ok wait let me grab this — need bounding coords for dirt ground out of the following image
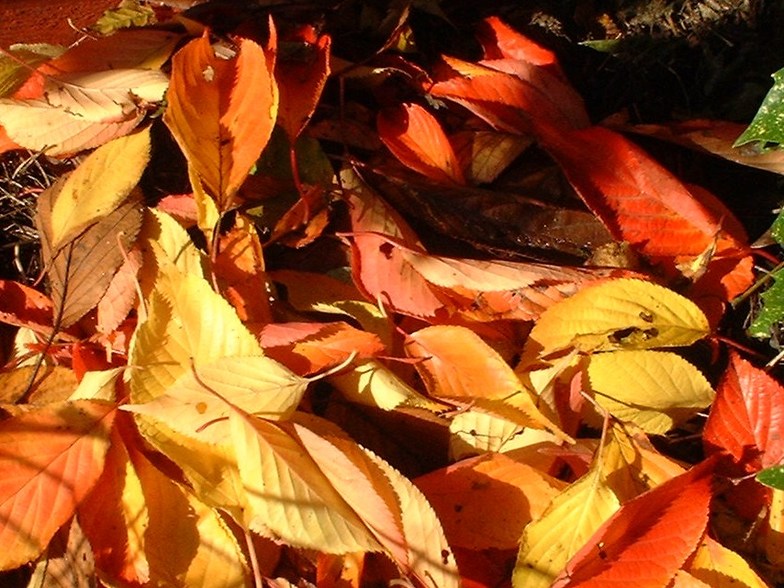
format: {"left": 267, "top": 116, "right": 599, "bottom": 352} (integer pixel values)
{"left": 0, "top": 0, "right": 119, "bottom": 48}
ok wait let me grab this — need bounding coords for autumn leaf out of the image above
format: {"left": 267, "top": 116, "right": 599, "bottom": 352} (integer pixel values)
{"left": 164, "top": 29, "right": 278, "bottom": 209}
{"left": 261, "top": 321, "right": 385, "bottom": 376}
{"left": 0, "top": 400, "right": 115, "bottom": 570}
{"left": 415, "top": 452, "right": 566, "bottom": 550}
{"left": 276, "top": 30, "right": 331, "bottom": 143}
{"left": 703, "top": 351, "right": 784, "bottom": 471}
{"left": 377, "top": 102, "right": 466, "bottom": 184}
{"left": 230, "top": 412, "right": 383, "bottom": 552}
{"left": 587, "top": 350, "right": 715, "bottom": 434}
{"left": 37, "top": 180, "right": 144, "bottom": 329}
{"left": 685, "top": 536, "right": 769, "bottom": 588}
{"left": 552, "top": 458, "right": 715, "bottom": 587}
{"left": 0, "top": 69, "right": 166, "bottom": 155}
{"left": 344, "top": 167, "right": 626, "bottom": 322}
{"left": 79, "top": 418, "right": 248, "bottom": 586}
{"left": 406, "top": 325, "right": 569, "bottom": 440}
{"left": 521, "top": 278, "right": 710, "bottom": 362}
{"left": 49, "top": 128, "right": 150, "bottom": 251}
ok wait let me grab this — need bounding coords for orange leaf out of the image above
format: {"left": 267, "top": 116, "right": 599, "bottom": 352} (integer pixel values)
{"left": 276, "top": 32, "right": 331, "bottom": 142}
{"left": 553, "top": 458, "right": 715, "bottom": 588}
{"left": 261, "top": 321, "right": 385, "bottom": 376}
{"left": 415, "top": 452, "right": 566, "bottom": 550}
{"left": 164, "top": 28, "right": 278, "bottom": 209}
{"left": 377, "top": 102, "right": 466, "bottom": 184}
{"left": 704, "top": 352, "right": 784, "bottom": 472}
{"left": 0, "top": 400, "right": 115, "bottom": 570}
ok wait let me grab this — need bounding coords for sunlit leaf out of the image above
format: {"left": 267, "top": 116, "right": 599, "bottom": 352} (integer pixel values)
{"left": 686, "top": 536, "right": 769, "bottom": 588}
{"left": 49, "top": 128, "right": 150, "bottom": 250}
{"left": 522, "top": 278, "right": 709, "bottom": 361}
{"left": 129, "top": 267, "right": 263, "bottom": 404}
{"left": 406, "top": 325, "right": 569, "bottom": 439}
{"left": 552, "top": 458, "right": 715, "bottom": 587}
{"left": 0, "top": 400, "right": 115, "bottom": 570}
{"left": 513, "top": 457, "right": 621, "bottom": 588}
{"left": 365, "top": 448, "right": 460, "bottom": 588}
{"left": 588, "top": 350, "right": 715, "bottom": 434}
{"left": 230, "top": 412, "right": 381, "bottom": 553}
{"left": 378, "top": 102, "right": 465, "bottom": 184}
{"left": 123, "top": 356, "right": 308, "bottom": 444}
{"left": 164, "top": 30, "right": 278, "bottom": 208}
{"left": 749, "top": 268, "right": 784, "bottom": 338}
{"left": 703, "top": 351, "right": 784, "bottom": 471}
{"left": 0, "top": 69, "right": 166, "bottom": 155}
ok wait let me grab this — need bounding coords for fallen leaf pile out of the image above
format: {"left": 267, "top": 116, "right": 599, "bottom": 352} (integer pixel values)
{"left": 0, "top": 3, "right": 781, "bottom": 586}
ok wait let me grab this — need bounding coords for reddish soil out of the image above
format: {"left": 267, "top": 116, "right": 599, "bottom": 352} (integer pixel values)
{"left": 0, "top": 0, "right": 120, "bottom": 49}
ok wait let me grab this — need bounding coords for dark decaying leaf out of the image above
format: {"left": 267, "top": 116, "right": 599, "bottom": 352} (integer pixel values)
{"left": 36, "top": 178, "right": 143, "bottom": 328}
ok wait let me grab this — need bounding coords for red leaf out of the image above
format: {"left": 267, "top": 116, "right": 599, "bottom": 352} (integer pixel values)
{"left": 536, "top": 124, "right": 753, "bottom": 309}
{"left": 477, "top": 16, "right": 560, "bottom": 67}
{"left": 553, "top": 458, "right": 716, "bottom": 588}
{"left": 703, "top": 352, "right": 784, "bottom": 472}
{"left": 0, "top": 279, "right": 54, "bottom": 335}
{"left": 276, "top": 32, "right": 331, "bottom": 142}
{"left": 378, "top": 103, "right": 466, "bottom": 184}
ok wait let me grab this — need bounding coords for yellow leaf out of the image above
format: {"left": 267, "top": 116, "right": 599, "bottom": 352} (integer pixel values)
{"left": 129, "top": 267, "right": 262, "bottom": 404}
{"left": 164, "top": 30, "right": 278, "bottom": 208}
{"left": 123, "top": 356, "right": 308, "bottom": 444}
{"left": 143, "top": 208, "right": 206, "bottom": 278}
{"left": 292, "top": 416, "right": 408, "bottom": 566}
{"left": 522, "top": 278, "right": 709, "bottom": 362}
{"left": 514, "top": 459, "right": 621, "bottom": 588}
{"left": 49, "top": 128, "right": 150, "bottom": 250}
{"left": 365, "top": 449, "right": 461, "bottom": 588}
{"left": 687, "top": 536, "right": 769, "bottom": 588}
{"left": 449, "top": 399, "right": 570, "bottom": 458}
{"left": 600, "top": 422, "right": 685, "bottom": 500}
{"left": 230, "top": 412, "right": 381, "bottom": 553}
{"left": 588, "top": 350, "right": 715, "bottom": 434}
{"left": 329, "top": 359, "right": 445, "bottom": 411}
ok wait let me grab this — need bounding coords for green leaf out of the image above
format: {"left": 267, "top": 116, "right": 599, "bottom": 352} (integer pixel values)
{"left": 91, "top": 0, "right": 156, "bottom": 36}
{"left": 734, "top": 68, "right": 784, "bottom": 147}
{"left": 756, "top": 465, "right": 784, "bottom": 490}
{"left": 771, "top": 209, "right": 784, "bottom": 246}
{"left": 749, "top": 269, "right": 784, "bottom": 338}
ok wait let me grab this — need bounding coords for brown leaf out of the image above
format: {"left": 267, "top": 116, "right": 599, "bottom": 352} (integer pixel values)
{"left": 37, "top": 179, "right": 143, "bottom": 328}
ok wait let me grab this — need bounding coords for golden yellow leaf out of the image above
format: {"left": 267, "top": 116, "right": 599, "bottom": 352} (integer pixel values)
{"left": 686, "top": 536, "right": 769, "bottom": 588}
{"left": 129, "top": 267, "right": 262, "bottom": 404}
{"left": 522, "top": 278, "right": 709, "bottom": 362}
{"left": 513, "top": 460, "right": 621, "bottom": 588}
{"left": 230, "top": 412, "right": 381, "bottom": 553}
{"left": 588, "top": 350, "right": 715, "bottom": 434}
{"left": 123, "top": 356, "right": 308, "bottom": 444}
{"left": 365, "top": 449, "right": 461, "bottom": 588}
{"left": 328, "top": 359, "right": 445, "bottom": 411}
{"left": 48, "top": 128, "right": 150, "bottom": 250}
